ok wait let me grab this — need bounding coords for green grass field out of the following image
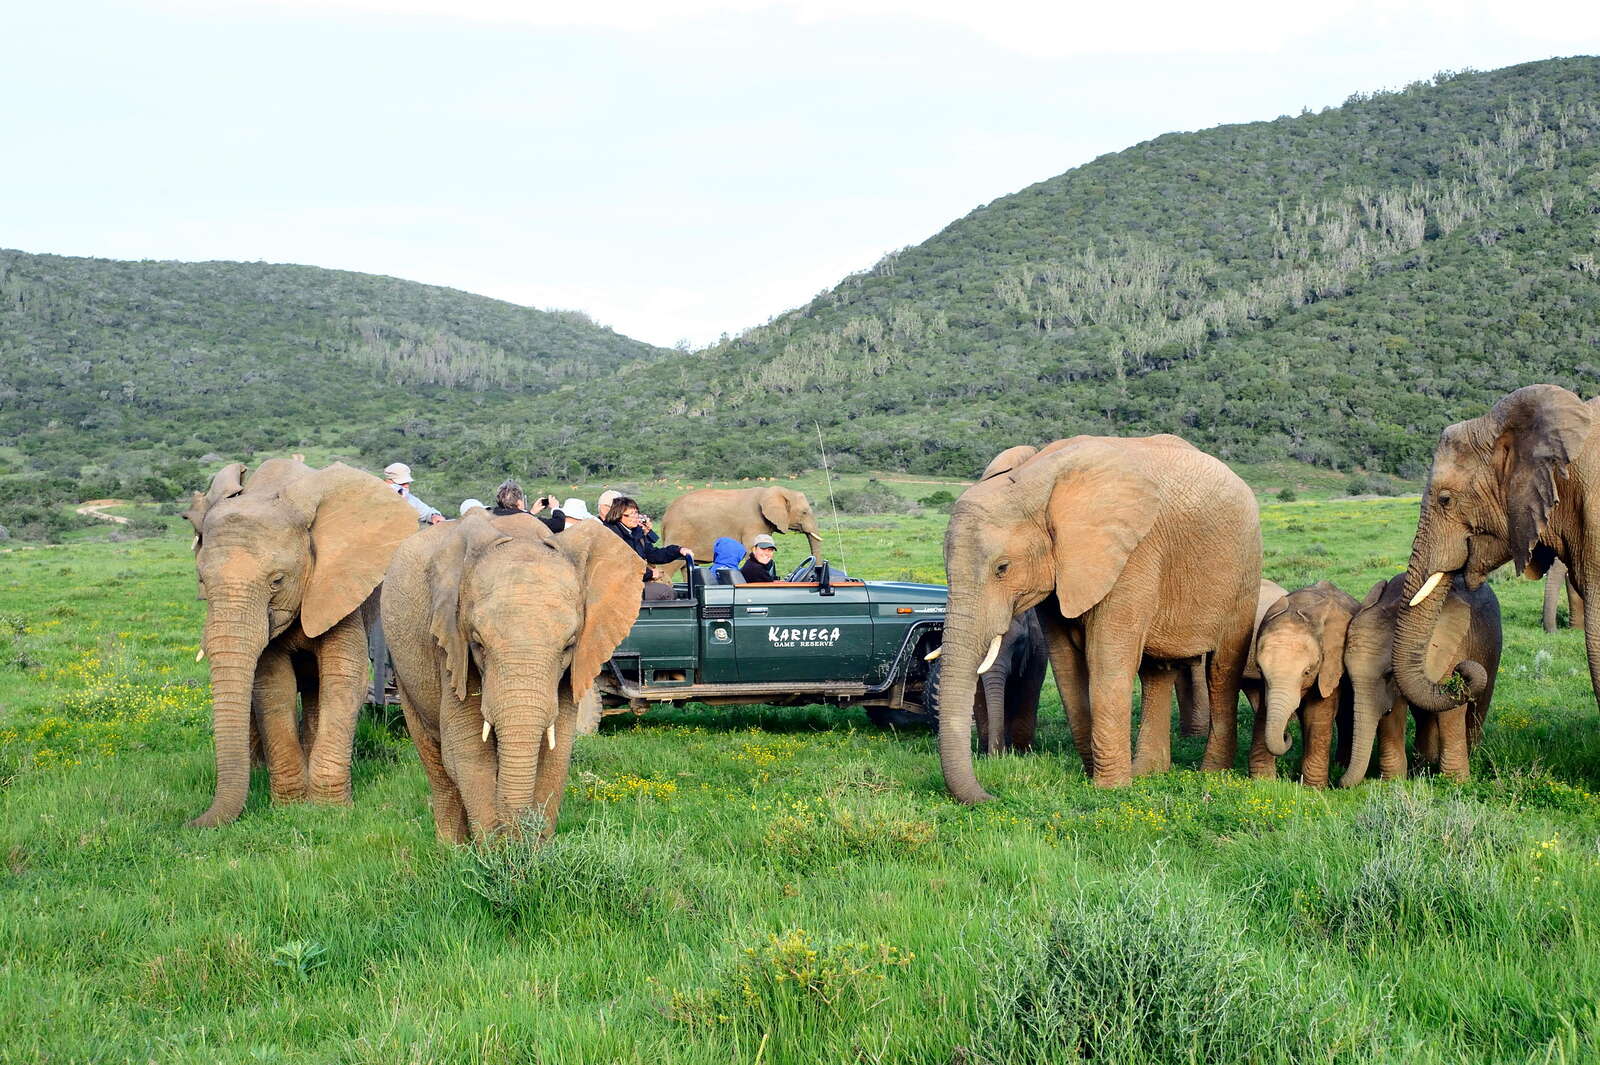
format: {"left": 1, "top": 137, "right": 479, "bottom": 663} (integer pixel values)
{"left": 4, "top": 496, "right": 1600, "bottom": 1064}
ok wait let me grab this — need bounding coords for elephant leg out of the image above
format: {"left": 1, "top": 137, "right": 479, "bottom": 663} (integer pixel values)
{"left": 530, "top": 694, "right": 580, "bottom": 839}
{"left": 1131, "top": 663, "right": 1175, "bottom": 777}
{"left": 440, "top": 691, "right": 498, "bottom": 838}
{"left": 396, "top": 680, "right": 467, "bottom": 843}
{"left": 306, "top": 613, "right": 371, "bottom": 805}
{"left": 1584, "top": 592, "right": 1600, "bottom": 710}
{"left": 255, "top": 646, "right": 307, "bottom": 803}
{"left": 1200, "top": 640, "right": 1248, "bottom": 773}
{"left": 1436, "top": 705, "right": 1470, "bottom": 781}
{"left": 1005, "top": 657, "right": 1045, "bottom": 754}
{"left": 1299, "top": 693, "right": 1335, "bottom": 789}
{"left": 1246, "top": 686, "right": 1277, "bottom": 780}
{"left": 1415, "top": 711, "right": 1442, "bottom": 769}
{"left": 1084, "top": 621, "right": 1143, "bottom": 788}
{"left": 1377, "top": 697, "right": 1408, "bottom": 780}
{"left": 1544, "top": 563, "right": 1565, "bottom": 633}
{"left": 1038, "top": 613, "right": 1093, "bottom": 776}
{"left": 1177, "top": 657, "right": 1210, "bottom": 738}
{"left": 1570, "top": 578, "right": 1586, "bottom": 633}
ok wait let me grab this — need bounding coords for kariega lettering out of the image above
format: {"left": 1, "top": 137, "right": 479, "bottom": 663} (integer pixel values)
{"left": 767, "top": 626, "right": 842, "bottom": 647}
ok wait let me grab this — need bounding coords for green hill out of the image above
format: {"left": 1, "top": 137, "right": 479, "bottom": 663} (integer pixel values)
{"left": 5, "top": 56, "right": 1600, "bottom": 528}
{"left": 476, "top": 56, "right": 1600, "bottom": 479}
{"left": 0, "top": 253, "right": 671, "bottom": 525}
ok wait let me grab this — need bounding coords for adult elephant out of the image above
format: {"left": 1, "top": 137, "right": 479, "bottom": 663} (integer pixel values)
{"left": 1396, "top": 385, "right": 1593, "bottom": 715}
{"left": 659, "top": 486, "right": 823, "bottom": 576}
{"left": 938, "top": 434, "right": 1261, "bottom": 800}
{"left": 1342, "top": 573, "right": 1499, "bottom": 785}
{"left": 381, "top": 510, "right": 643, "bottom": 842}
{"left": 1243, "top": 581, "right": 1358, "bottom": 788}
{"left": 182, "top": 459, "right": 419, "bottom": 827}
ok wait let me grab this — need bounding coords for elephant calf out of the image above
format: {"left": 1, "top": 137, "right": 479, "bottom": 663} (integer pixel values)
{"left": 382, "top": 510, "right": 644, "bottom": 842}
{"left": 1244, "top": 581, "right": 1359, "bottom": 788}
{"left": 1341, "top": 573, "right": 1499, "bottom": 786}
{"left": 971, "top": 610, "right": 1048, "bottom": 755}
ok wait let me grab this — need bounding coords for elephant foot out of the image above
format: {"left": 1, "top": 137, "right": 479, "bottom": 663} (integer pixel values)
{"left": 1247, "top": 761, "right": 1277, "bottom": 780}
{"left": 270, "top": 782, "right": 308, "bottom": 804}
{"left": 307, "top": 779, "right": 353, "bottom": 806}
{"left": 185, "top": 809, "right": 234, "bottom": 829}
{"left": 1130, "top": 753, "right": 1170, "bottom": 777}
{"left": 1091, "top": 766, "right": 1133, "bottom": 788}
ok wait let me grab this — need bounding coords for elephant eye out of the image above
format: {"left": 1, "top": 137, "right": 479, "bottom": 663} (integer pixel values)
{"left": 995, "top": 561, "right": 1010, "bottom": 578}
{"left": 1437, "top": 491, "right": 1453, "bottom": 509}
{"left": 269, "top": 572, "right": 287, "bottom": 589}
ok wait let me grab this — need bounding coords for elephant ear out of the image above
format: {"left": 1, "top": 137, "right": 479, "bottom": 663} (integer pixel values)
{"left": 758, "top": 487, "right": 792, "bottom": 532}
{"left": 184, "top": 462, "right": 248, "bottom": 540}
{"left": 1029, "top": 442, "right": 1160, "bottom": 620}
{"left": 286, "top": 463, "right": 420, "bottom": 638}
{"left": 1423, "top": 590, "right": 1474, "bottom": 685}
{"left": 556, "top": 521, "right": 646, "bottom": 703}
{"left": 980, "top": 445, "right": 1038, "bottom": 481}
{"left": 1359, "top": 578, "right": 1389, "bottom": 611}
{"left": 1313, "top": 587, "right": 1356, "bottom": 699}
{"left": 1491, "top": 385, "right": 1596, "bottom": 577}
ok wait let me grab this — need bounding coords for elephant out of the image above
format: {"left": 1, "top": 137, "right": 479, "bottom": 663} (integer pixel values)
{"left": 182, "top": 459, "right": 419, "bottom": 827}
{"left": 938, "top": 434, "right": 1262, "bottom": 800}
{"left": 1242, "top": 581, "right": 1358, "bottom": 788}
{"left": 658, "top": 486, "right": 823, "bottom": 577}
{"left": 1542, "top": 559, "right": 1585, "bottom": 632}
{"left": 380, "top": 509, "right": 644, "bottom": 842}
{"left": 970, "top": 609, "right": 1049, "bottom": 755}
{"left": 1395, "top": 384, "right": 1589, "bottom": 718}
{"left": 1341, "top": 573, "right": 1500, "bottom": 785}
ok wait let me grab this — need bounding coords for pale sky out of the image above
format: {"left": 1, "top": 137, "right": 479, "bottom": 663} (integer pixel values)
{"left": 4, "top": 1, "right": 1597, "bottom": 347}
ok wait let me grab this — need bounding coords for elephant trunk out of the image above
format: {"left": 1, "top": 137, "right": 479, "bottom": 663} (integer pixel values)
{"left": 980, "top": 667, "right": 1009, "bottom": 755}
{"left": 1394, "top": 572, "right": 1487, "bottom": 712}
{"left": 1339, "top": 681, "right": 1386, "bottom": 787}
{"left": 188, "top": 596, "right": 270, "bottom": 828}
{"left": 485, "top": 657, "right": 561, "bottom": 833}
{"left": 935, "top": 597, "right": 996, "bottom": 804}
{"left": 1263, "top": 685, "right": 1300, "bottom": 757}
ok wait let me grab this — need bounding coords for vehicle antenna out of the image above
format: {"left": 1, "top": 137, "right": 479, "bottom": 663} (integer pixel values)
{"left": 815, "top": 421, "right": 846, "bottom": 574}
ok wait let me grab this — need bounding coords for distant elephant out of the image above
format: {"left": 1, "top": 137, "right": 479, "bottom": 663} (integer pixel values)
{"left": 659, "top": 486, "right": 823, "bottom": 577}
{"left": 938, "top": 434, "right": 1261, "bottom": 800}
{"left": 1243, "top": 581, "right": 1359, "bottom": 788}
{"left": 1342, "top": 573, "right": 1500, "bottom": 785}
{"left": 182, "top": 459, "right": 419, "bottom": 827}
{"left": 1397, "top": 385, "right": 1592, "bottom": 715}
{"left": 381, "top": 510, "right": 643, "bottom": 842}
{"left": 1542, "top": 559, "right": 1585, "bottom": 632}
{"left": 971, "top": 610, "right": 1048, "bottom": 755}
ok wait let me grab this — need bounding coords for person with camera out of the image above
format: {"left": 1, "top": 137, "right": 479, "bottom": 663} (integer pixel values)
{"left": 604, "top": 495, "right": 690, "bottom": 601}
{"left": 490, "top": 479, "right": 566, "bottom": 533}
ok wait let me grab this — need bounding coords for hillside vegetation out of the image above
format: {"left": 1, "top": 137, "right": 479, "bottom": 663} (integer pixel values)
{"left": 5, "top": 58, "right": 1600, "bottom": 515}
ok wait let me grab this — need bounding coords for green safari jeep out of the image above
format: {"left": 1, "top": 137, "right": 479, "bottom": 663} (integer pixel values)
{"left": 595, "top": 557, "right": 946, "bottom": 721}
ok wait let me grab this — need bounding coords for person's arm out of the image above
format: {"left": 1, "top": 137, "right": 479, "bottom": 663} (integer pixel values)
{"left": 641, "top": 542, "right": 686, "bottom": 565}
{"left": 538, "top": 509, "right": 566, "bottom": 533}
{"left": 403, "top": 492, "right": 445, "bottom": 524}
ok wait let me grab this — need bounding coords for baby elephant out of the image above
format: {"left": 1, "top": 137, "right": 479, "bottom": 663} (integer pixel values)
{"left": 1245, "top": 581, "right": 1359, "bottom": 788}
{"left": 972, "top": 610, "right": 1049, "bottom": 755}
{"left": 1341, "top": 573, "right": 1499, "bottom": 786}
{"left": 382, "top": 509, "right": 645, "bottom": 842}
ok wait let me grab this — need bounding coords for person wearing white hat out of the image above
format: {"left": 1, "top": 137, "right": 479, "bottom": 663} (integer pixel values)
{"left": 562, "top": 498, "right": 596, "bottom": 522}
{"left": 458, "top": 498, "right": 487, "bottom": 517}
{"left": 383, "top": 462, "right": 444, "bottom": 525}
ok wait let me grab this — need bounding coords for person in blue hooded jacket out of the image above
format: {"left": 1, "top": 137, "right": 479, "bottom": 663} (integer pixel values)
{"left": 709, "top": 537, "right": 746, "bottom": 583}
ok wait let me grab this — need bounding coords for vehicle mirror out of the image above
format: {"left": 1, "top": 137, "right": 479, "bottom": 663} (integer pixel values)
{"left": 817, "top": 560, "right": 834, "bottom": 597}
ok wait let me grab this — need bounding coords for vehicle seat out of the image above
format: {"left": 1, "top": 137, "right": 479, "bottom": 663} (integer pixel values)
{"left": 714, "top": 568, "right": 747, "bottom": 586}
{"left": 686, "top": 567, "right": 708, "bottom": 595}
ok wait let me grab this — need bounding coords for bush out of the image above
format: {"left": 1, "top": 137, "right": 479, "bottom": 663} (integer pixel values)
{"left": 975, "top": 871, "right": 1383, "bottom": 1065}
{"left": 832, "top": 479, "right": 921, "bottom": 516}
{"left": 918, "top": 489, "right": 957, "bottom": 507}
{"left": 1276, "top": 486, "right": 1298, "bottom": 502}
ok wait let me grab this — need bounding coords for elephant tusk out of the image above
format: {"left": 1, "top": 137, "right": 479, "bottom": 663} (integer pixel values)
{"left": 195, "top": 647, "right": 205, "bottom": 662}
{"left": 924, "top": 647, "right": 942, "bottom": 662}
{"left": 191, "top": 536, "right": 199, "bottom": 551}
{"left": 546, "top": 723, "right": 556, "bottom": 749}
{"left": 976, "top": 635, "right": 1003, "bottom": 675}
{"left": 482, "top": 720, "right": 492, "bottom": 743}
{"left": 1409, "top": 571, "right": 1446, "bottom": 607}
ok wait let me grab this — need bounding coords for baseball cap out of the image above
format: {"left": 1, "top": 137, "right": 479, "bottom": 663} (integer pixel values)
{"left": 598, "top": 489, "right": 621, "bottom": 509}
{"left": 383, "top": 462, "right": 413, "bottom": 484}
{"left": 751, "top": 534, "right": 777, "bottom": 550}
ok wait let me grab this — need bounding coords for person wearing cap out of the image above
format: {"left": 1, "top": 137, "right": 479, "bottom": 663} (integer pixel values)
{"left": 596, "top": 489, "right": 620, "bottom": 522}
{"left": 604, "top": 495, "right": 691, "bottom": 601}
{"left": 384, "top": 462, "right": 444, "bottom": 525}
{"left": 741, "top": 534, "right": 782, "bottom": 583}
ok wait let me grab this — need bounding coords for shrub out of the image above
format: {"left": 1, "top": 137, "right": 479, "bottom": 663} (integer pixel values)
{"left": 975, "top": 872, "right": 1383, "bottom": 1065}
{"left": 832, "top": 478, "right": 921, "bottom": 515}
{"left": 1276, "top": 486, "right": 1298, "bottom": 502}
{"left": 918, "top": 488, "right": 957, "bottom": 507}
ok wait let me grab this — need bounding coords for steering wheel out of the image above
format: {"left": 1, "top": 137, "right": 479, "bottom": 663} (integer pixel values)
{"left": 785, "top": 555, "right": 817, "bottom": 583}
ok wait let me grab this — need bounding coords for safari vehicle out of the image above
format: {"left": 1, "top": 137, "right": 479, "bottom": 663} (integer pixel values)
{"left": 594, "top": 556, "right": 947, "bottom": 721}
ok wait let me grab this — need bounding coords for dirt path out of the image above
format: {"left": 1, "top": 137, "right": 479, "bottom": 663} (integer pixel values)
{"left": 75, "top": 499, "right": 131, "bottom": 525}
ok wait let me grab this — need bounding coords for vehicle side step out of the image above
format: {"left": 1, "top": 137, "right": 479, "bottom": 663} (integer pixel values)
{"left": 606, "top": 680, "right": 871, "bottom": 702}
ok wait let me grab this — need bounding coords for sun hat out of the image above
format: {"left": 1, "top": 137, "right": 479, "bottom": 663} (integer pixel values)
{"left": 563, "top": 498, "right": 595, "bottom": 521}
{"left": 383, "top": 462, "right": 413, "bottom": 484}
{"left": 458, "top": 499, "right": 486, "bottom": 516}
{"left": 751, "top": 534, "right": 777, "bottom": 550}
